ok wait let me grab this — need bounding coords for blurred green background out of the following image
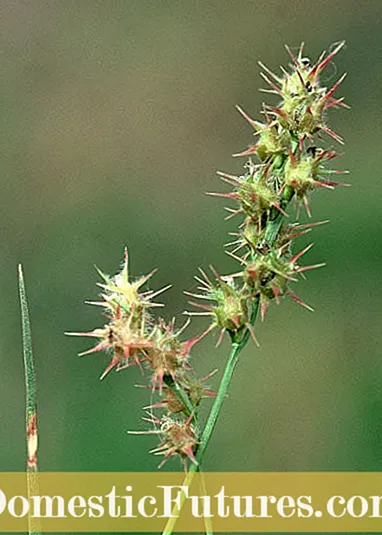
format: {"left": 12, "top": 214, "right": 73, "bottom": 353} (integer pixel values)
{"left": 1, "top": 0, "right": 382, "bottom": 505}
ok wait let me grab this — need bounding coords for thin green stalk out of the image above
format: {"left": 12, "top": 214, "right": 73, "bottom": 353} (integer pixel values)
{"left": 18, "top": 265, "right": 41, "bottom": 535}
{"left": 195, "top": 300, "right": 260, "bottom": 461}
{"left": 199, "top": 468, "right": 214, "bottom": 535}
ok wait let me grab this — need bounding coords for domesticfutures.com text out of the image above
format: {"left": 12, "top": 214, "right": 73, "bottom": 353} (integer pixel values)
{"left": 1, "top": 485, "right": 382, "bottom": 520}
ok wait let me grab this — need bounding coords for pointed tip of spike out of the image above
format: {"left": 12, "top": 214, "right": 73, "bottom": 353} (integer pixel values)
{"left": 94, "top": 264, "right": 110, "bottom": 283}
{"left": 235, "top": 104, "right": 258, "bottom": 128}
{"left": 289, "top": 292, "right": 314, "bottom": 312}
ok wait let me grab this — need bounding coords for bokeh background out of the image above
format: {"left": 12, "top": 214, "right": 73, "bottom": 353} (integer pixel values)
{"left": 1, "top": 0, "right": 382, "bottom": 531}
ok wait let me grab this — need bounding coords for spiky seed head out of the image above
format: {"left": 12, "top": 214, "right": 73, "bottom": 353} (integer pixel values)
{"left": 151, "top": 416, "right": 198, "bottom": 468}
{"left": 145, "top": 320, "right": 193, "bottom": 390}
{"left": 94, "top": 249, "right": 169, "bottom": 324}
{"left": 68, "top": 315, "right": 153, "bottom": 379}
{"left": 242, "top": 217, "right": 266, "bottom": 250}
{"left": 188, "top": 271, "right": 250, "bottom": 335}
{"left": 285, "top": 154, "right": 318, "bottom": 197}
{"left": 274, "top": 42, "right": 347, "bottom": 138}
{"left": 234, "top": 115, "right": 288, "bottom": 161}
{"left": 236, "top": 174, "right": 278, "bottom": 220}
{"left": 179, "top": 371, "right": 217, "bottom": 408}
{"left": 244, "top": 251, "right": 290, "bottom": 301}
{"left": 147, "top": 371, "right": 216, "bottom": 416}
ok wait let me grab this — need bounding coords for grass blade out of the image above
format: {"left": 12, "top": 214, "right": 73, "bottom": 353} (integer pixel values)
{"left": 18, "top": 264, "right": 41, "bottom": 535}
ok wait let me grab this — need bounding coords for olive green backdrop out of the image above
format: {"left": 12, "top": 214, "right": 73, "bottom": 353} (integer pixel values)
{"left": 1, "top": 0, "right": 382, "bottom": 530}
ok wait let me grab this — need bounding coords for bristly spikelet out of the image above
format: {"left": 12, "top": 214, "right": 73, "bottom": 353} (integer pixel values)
{"left": 262, "top": 41, "right": 348, "bottom": 142}
{"left": 284, "top": 147, "right": 348, "bottom": 215}
{"left": 185, "top": 267, "right": 259, "bottom": 346}
{"left": 144, "top": 371, "right": 216, "bottom": 415}
{"left": 243, "top": 243, "right": 325, "bottom": 320}
{"left": 232, "top": 107, "right": 289, "bottom": 160}
{"left": 150, "top": 416, "right": 199, "bottom": 469}
{"left": 145, "top": 319, "right": 191, "bottom": 392}
{"left": 131, "top": 415, "right": 199, "bottom": 470}
{"left": 66, "top": 248, "right": 171, "bottom": 379}
{"left": 93, "top": 247, "right": 171, "bottom": 321}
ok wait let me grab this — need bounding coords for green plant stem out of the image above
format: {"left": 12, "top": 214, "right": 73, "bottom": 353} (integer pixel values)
{"left": 18, "top": 265, "right": 41, "bottom": 535}
{"left": 195, "top": 299, "right": 260, "bottom": 460}
{"left": 199, "top": 467, "right": 214, "bottom": 535}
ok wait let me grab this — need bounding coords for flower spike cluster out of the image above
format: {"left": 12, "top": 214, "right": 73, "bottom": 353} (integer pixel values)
{"left": 67, "top": 248, "right": 214, "bottom": 469}
{"left": 188, "top": 41, "right": 348, "bottom": 343}
{"left": 69, "top": 42, "right": 347, "bottom": 472}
